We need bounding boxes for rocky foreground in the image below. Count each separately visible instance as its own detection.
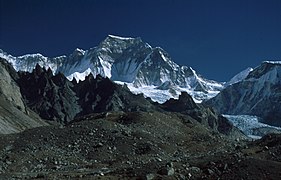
[0,111,281,179]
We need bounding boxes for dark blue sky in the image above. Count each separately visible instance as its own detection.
[1,0,281,81]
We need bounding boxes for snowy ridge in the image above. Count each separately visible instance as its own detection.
[263,61,281,64]
[0,50,65,73]
[0,35,224,103]
[0,50,17,67]
[226,67,253,86]
[74,48,85,55]
[67,68,92,82]
[108,34,135,40]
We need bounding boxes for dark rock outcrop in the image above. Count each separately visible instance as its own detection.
[74,74,156,116]
[0,58,24,111]
[160,92,242,136]
[17,65,157,123]
[18,65,81,123]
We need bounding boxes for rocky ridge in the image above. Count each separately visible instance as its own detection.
[15,59,238,138]
[17,64,157,124]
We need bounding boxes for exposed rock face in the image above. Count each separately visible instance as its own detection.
[206,61,281,127]
[17,65,157,123]
[74,74,156,116]
[161,92,197,111]
[0,58,25,111]
[225,67,253,86]
[0,58,48,134]
[18,64,81,123]
[0,96,48,134]
[160,92,242,136]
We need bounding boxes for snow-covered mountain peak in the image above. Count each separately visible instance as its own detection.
[69,48,85,60]
[73,48,85,55]
[263,61,281,65]
[154,47,173,62]
[0,35,225,103]
[107,34,135,40]
[99,35,148,57]
[0,49,16,63]
[18,53,47,59]
[103,34,143,46]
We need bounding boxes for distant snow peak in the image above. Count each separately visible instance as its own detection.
[0,49,14,60]
[74,48,85,55]
[263,61,281,65]
[189,67,198,78]
[18,53,47,59]
[145,43,152,49]
[108,34,135,40]
[158,49,168,62]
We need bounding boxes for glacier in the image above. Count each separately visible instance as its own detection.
[223,115,281,139]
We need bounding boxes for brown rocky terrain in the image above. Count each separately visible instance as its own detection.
[0,112,281,179]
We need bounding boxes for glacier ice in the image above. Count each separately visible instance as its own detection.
[223,115,281,139]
